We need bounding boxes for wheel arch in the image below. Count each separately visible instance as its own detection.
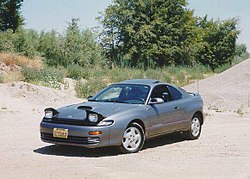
[127,119,145,133]
[193,111,204,125]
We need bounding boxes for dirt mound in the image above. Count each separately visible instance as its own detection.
[184,59,250,112]
[0,81,83,114]
[0,61,20,72]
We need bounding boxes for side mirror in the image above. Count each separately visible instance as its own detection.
[87,95,93,101]
[148,98,164,105]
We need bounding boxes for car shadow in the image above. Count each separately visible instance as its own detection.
[143,132,186,150]
[33,133,186,158]
[33,145,121,158]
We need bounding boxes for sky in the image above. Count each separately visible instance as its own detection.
[22,0,250,49]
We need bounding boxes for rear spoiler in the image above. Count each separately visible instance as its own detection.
[188,92,200,97]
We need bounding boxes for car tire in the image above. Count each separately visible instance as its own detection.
[120,122,145,153]
[185,114,202,140]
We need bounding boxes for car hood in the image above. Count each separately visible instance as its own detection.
[55,102,140,120]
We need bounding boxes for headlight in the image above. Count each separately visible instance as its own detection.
[97,120,114,126]
[44,110,53,119]
[88,113,98,122]
[43,108,58,121]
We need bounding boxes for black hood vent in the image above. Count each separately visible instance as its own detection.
[77,106,92,111]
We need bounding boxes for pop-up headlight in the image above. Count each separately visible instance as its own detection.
[43,108,58,121]
[88,113,98,123]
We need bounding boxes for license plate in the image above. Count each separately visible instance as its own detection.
[53,128,68,139]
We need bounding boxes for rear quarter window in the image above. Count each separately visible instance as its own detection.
[168,86,182,100]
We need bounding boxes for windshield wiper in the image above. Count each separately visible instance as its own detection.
[88,99,96,102]
[104,100,129,104]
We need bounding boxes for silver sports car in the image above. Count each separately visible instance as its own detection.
[40,79,204,153]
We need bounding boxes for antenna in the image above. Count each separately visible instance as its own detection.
[195,61,200,94]
[197,78,200,94]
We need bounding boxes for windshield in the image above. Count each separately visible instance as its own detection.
[91,84,150,104]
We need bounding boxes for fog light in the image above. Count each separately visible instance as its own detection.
[88,131,102,135]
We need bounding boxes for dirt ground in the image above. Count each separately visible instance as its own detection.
[0,109,250,179]
[0,59,250,178]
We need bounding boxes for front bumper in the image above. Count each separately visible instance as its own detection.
[40,122,111,148]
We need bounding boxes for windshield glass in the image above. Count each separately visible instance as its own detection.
[91,84,150,104]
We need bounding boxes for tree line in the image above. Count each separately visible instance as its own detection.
[99,0,241,70]
[0,0,249,70]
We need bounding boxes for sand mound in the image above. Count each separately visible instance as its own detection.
[184,59,250,112]
[0,81,82,113]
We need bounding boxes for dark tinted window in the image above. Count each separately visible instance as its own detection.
[151,85,172,102]
[168,85,182,100]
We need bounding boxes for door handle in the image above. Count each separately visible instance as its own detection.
[174,106,179,110]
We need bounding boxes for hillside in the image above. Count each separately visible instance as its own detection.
[184,59,250,112]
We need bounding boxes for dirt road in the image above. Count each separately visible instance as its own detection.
[0,109,249,178]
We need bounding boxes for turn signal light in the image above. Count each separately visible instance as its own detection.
[88,131,102,135]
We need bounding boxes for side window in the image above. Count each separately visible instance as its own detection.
[150,85,172,102]
[168,85,182,100]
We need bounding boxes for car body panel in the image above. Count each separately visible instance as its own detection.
[40,79,204,148]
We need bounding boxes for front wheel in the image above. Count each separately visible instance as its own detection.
[185,114,202,140]
[120,122,145,153]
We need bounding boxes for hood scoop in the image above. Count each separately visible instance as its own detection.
[77,106,92,111]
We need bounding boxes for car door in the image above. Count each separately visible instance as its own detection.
[167,85,186,126]
[147,85,182,137]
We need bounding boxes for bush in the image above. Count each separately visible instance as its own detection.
[76,79,108,98]
[235,44,248,57]
[66,64,92,80]
[21,66,65,89]
[0,74,4,83]
[0,29,15,52]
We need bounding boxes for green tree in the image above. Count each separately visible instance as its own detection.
[38,18,106,67]
[99,0,200,67]
[62,18,105,67]
[197,17,239,70]
[0,0,24,32]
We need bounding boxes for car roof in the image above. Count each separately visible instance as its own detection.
[118,79,161,86]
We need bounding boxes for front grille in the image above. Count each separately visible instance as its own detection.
[41,132,100,145]
[43,118,97,126]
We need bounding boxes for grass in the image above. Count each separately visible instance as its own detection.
[0,52,43,69]
[66,64,93,80]
[0,74,4,83]
[21,66,65,89]
[0,71,23,83]
[0,52,43,83]
[21,67,65,89]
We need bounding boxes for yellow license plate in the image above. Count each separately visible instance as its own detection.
[53,128,68,139]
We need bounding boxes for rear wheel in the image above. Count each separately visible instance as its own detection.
[120,122,145,153]
[186,114,202,140]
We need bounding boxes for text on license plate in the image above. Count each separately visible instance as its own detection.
[53,128,68,139]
